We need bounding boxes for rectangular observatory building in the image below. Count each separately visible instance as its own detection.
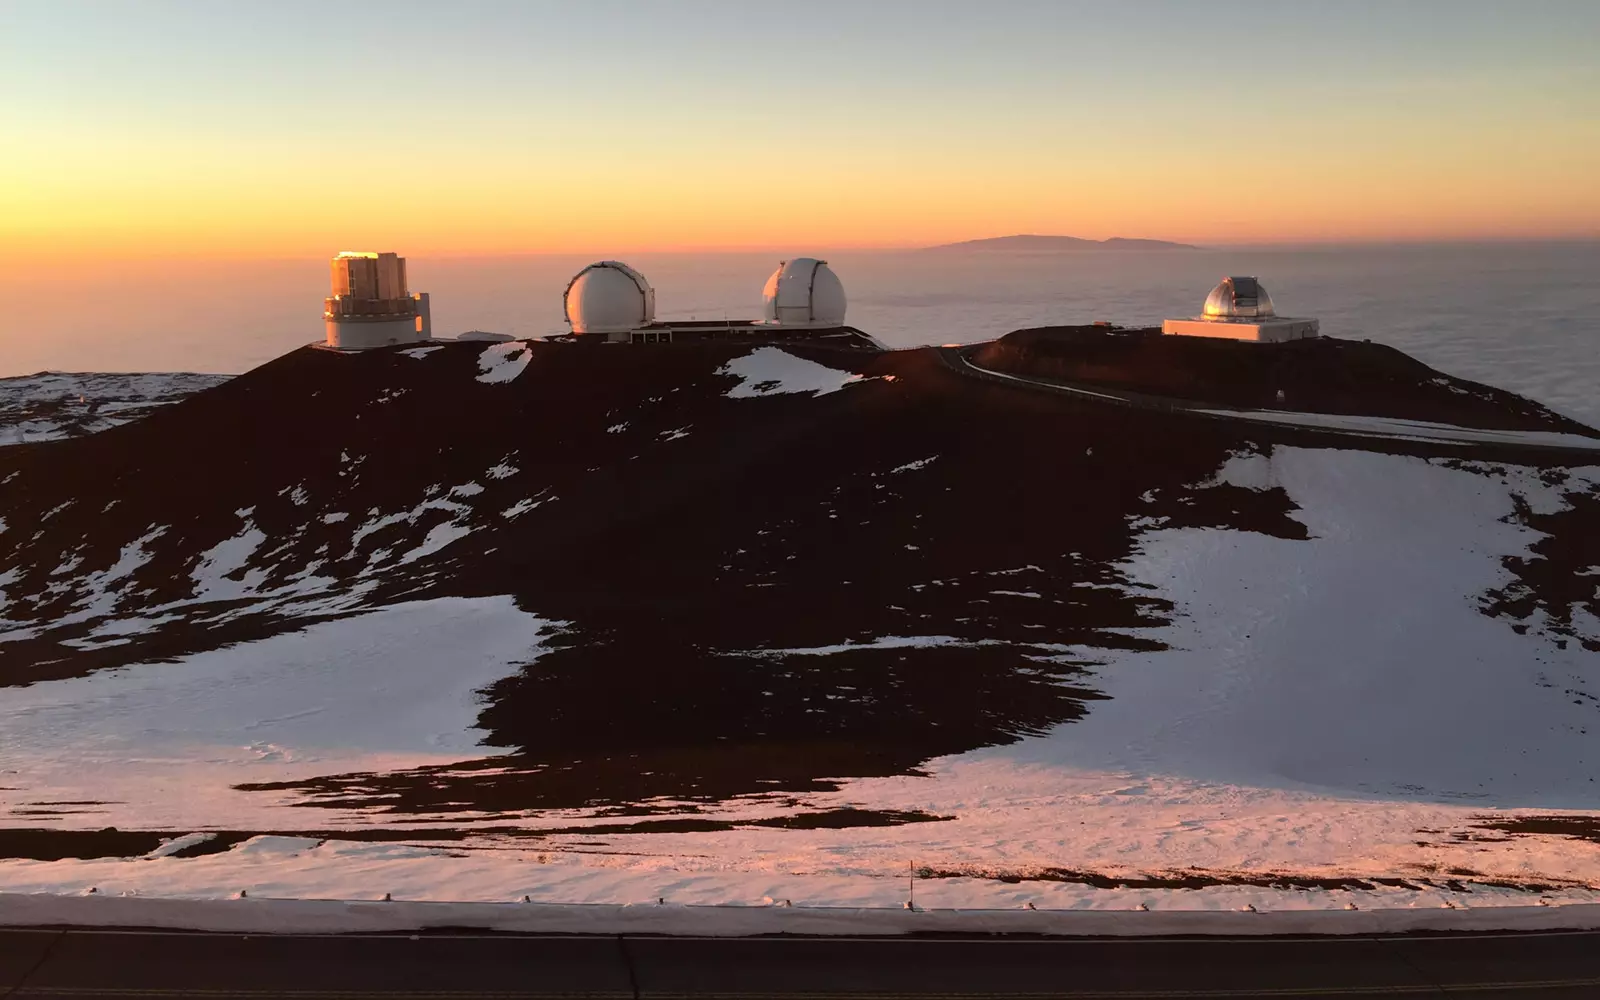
[1164,276,1319,343]
[1161,316,1320,343]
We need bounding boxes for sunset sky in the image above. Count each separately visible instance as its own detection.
[2,0,1597,256]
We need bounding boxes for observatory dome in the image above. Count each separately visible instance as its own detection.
[761,258,847,328]
[1202,276,1276,320]
[564,261,656,335]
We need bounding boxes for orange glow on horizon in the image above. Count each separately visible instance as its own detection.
[4,118,1597,259]
[4,3,1597,261]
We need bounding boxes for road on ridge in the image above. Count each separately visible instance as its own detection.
[934,346,1600,457]
[3,927,1600,998]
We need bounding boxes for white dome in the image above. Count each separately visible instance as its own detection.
[1202,276,1276,319]
[564,261,655,334]
[761,258,847,328]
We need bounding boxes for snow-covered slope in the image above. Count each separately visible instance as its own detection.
[0,371,229,446]
[0,338,1596,923]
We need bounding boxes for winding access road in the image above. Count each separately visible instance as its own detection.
[936,346,1600,457]
[3,927,1600,998]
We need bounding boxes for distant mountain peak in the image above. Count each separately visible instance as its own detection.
[921,234,1199,252]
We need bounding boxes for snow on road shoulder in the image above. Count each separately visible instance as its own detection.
[1195,406,1600,451]
[717,347,873,398]
[1,790,1598,932]
[0,596,553,830]
[475,342,532,384]
[1,882,1597,937]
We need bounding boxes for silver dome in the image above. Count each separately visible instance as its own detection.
[563,261,656,334]
[1202,276,1276,319]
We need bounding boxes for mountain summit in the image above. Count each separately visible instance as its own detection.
[921,234,1198,251]
[0,331,1596,909]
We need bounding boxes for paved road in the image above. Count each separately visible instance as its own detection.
[3,928,1600,998]
[935,347,1600,457]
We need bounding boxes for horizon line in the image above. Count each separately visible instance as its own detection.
[5,235,1600,264]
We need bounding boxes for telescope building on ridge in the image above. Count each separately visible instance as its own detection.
[324,251,432,350]
[761,258,848,328]
[563,261,657,336]
[555,257,881,349]
[1163,276,1319,343]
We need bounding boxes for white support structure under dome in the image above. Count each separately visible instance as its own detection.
[564,261,656,337]
[1163,276,1319,343]
[761,258,847,328]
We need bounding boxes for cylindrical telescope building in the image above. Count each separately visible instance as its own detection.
[324,251,432,350]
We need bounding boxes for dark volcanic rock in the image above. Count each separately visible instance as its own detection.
[1472,815,1600,845]
[0,337,1593,823]
[1478,467,1600,653]
[973,326,1597,435]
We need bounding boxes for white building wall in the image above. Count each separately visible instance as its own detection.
[1162,318,1320,343]
[326,318,426,351]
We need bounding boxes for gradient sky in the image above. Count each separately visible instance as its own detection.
[2,0,1598,255]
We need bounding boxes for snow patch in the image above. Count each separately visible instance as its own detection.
[887,457,939,474]
[1045,447,1600,804]
[347,482,485,570]
[1194,407,1600,452]
[191,515,269,601]
[0,819,1598,932]
[0,372,229,446]
[398,521,474,566]
[989,565,1044,577]
[502,492,554,519]
[475,342,532,384]
[738,635,1076,658]
[1201,449,1279,491]
[62,526,169,623]
[143,833,216,860]
[64,613,188,649]
[0,596,554,829]
[717,347,871,399]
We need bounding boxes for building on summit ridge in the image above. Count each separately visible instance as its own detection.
[324,251,432,350]
[1162,277,1319,343]
[563,261,657,336]
[761,258,847,328]
[553,257,880,349]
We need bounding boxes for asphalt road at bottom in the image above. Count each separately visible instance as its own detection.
[3,928,1600,999]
